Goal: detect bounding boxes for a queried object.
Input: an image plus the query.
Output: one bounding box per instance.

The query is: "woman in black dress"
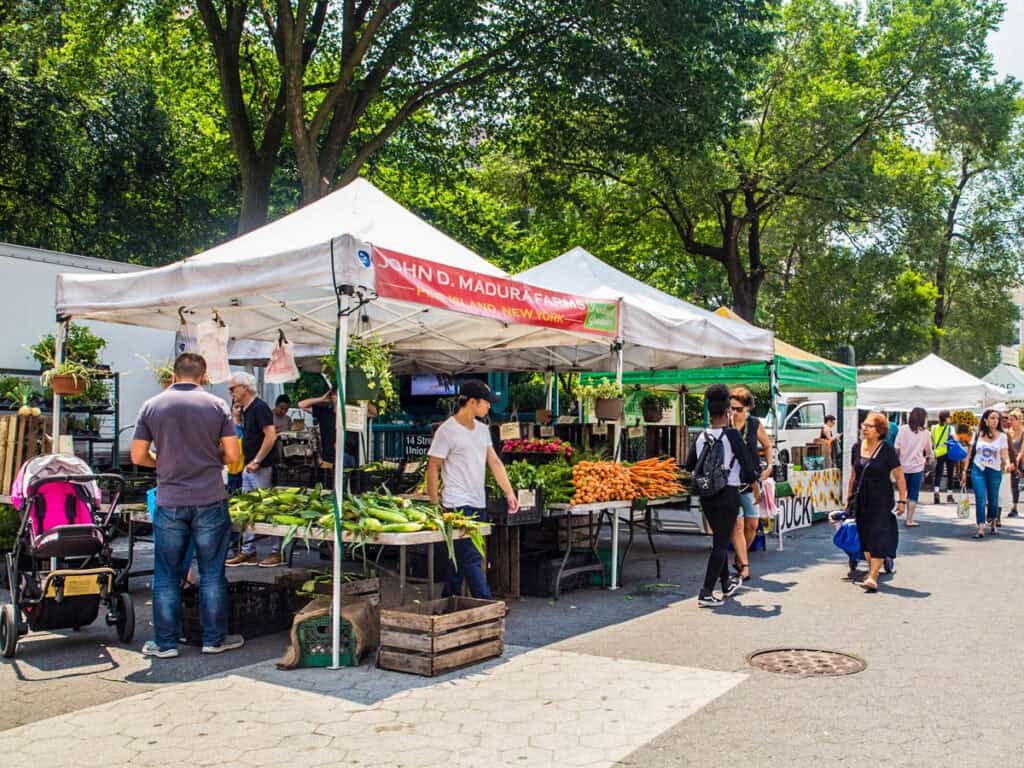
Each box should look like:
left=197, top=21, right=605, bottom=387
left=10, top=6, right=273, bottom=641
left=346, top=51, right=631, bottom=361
left=845, top=411, right=908, bottom=593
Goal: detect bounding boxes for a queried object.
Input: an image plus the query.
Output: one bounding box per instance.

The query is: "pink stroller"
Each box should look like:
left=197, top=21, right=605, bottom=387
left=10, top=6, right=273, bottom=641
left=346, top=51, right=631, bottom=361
left=1, top=455, right=134, bottom=658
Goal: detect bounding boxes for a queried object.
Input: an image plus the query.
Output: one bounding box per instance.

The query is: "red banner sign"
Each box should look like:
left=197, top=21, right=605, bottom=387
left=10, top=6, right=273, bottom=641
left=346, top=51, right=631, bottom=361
left=372, top=246, right=619, bottom=337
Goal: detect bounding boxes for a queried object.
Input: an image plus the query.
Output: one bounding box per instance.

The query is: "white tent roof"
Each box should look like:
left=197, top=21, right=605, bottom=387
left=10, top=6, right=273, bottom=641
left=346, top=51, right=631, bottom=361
left=517, top=247, right=774, bottom=369
left=983, top=363, right=1024, bottom=406
left=55, top=181, right=620, bottom=374
left=858, top=354, right=1006, bottom=410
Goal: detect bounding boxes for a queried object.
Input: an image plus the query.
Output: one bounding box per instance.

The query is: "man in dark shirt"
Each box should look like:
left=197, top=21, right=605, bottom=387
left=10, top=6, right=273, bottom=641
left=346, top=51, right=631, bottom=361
left=299, top=388, right=338, bottom=466
left=131, top=353, right=243, bottom=658
left=226, top=372, right=282, bottom=567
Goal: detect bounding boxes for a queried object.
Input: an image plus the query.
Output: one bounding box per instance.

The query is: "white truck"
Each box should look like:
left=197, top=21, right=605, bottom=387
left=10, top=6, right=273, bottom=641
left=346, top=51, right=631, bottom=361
left=764, top=392, right=857, bottom=491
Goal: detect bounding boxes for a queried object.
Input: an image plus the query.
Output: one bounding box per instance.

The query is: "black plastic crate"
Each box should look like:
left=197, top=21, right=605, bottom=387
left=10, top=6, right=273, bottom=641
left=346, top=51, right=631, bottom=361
left=520, top=550, right=591, bottom=597
left=180, top=581, right=292, bottom=645
left=347, top=468, right=399, bottom=494
left=487, top=488, right=544, bottom=527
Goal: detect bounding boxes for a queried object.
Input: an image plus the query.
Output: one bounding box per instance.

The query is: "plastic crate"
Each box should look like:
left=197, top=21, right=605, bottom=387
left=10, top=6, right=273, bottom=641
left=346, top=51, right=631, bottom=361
left=487, top=488, right=543, bottom=526
left=297, top=614, right=358, bottom=667
left=180, top=581, right=292, bottom=645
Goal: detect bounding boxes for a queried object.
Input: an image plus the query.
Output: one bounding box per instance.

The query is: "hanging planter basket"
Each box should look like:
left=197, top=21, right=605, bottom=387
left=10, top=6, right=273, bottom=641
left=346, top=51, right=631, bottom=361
left=50, top=375, right=89, bottom=396
left=642, top=405, right=666, bottom=423
left=345, top=369, right=377, bottom=403
left=594, top=397, right=625, bottom=421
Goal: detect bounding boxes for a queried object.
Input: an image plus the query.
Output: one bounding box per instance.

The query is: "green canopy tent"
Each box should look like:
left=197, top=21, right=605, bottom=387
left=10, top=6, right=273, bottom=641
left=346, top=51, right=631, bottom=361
left=581, top=308, right=857, bottom=459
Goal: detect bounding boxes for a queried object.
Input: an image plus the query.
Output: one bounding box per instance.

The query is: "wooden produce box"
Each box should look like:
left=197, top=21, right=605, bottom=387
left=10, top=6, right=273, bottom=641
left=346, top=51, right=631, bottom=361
left=379, top=597, right=505, bottom=676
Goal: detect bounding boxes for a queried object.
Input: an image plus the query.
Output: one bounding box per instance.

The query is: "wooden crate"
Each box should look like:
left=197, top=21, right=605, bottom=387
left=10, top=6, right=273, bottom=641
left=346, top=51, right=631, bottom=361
left=0, top=414, right=48, bottom=495
left=378, top=596, right=505, bottom=676
left=487, top=526, right=521, bottom=600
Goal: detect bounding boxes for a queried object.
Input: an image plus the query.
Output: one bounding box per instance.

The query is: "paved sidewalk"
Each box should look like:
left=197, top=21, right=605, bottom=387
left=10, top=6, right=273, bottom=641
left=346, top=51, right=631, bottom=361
left=0, top=645, right=744, bottom=767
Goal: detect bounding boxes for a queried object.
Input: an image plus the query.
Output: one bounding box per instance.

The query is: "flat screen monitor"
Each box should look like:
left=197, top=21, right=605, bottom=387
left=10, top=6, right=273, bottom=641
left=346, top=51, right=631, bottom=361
left=410, top=374, right=457, bottom=397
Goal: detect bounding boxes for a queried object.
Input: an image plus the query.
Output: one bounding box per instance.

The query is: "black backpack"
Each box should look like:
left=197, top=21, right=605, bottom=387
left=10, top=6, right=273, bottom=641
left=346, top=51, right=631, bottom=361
left=693, top=430, right=737, bottom=497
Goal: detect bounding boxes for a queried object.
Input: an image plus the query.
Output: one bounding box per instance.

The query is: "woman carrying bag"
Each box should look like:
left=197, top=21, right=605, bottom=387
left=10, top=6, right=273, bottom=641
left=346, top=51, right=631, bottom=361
left=845, top=412, right=908, bottom=593
left=962, top=409, right=1011, bottom=538
left=894, top=407, right=933, bottom=528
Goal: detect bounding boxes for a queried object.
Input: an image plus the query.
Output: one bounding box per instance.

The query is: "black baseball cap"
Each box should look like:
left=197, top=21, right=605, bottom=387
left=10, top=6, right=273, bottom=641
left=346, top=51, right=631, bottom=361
left=459, top=380, right=500, bottom=404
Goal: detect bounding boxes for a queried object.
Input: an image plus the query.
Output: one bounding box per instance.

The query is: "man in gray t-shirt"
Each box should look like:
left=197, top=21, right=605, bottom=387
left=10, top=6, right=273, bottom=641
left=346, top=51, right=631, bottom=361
left=131, top=353, right=243, bottom=659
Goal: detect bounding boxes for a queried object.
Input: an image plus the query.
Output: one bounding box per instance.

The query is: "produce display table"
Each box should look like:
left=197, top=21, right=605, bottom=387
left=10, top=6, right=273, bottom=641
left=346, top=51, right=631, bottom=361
left=126, top=508, right=489, bottom=603
left=617, top=496, right=690, bottom=581
left=546, top=500, right=632, bottom=597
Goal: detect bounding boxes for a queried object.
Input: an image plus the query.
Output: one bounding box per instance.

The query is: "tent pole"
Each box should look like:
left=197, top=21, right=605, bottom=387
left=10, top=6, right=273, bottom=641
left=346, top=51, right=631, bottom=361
left=614, top=343, right=624, bottom=462
left=544, top=371, right=554, bottom=412
left=52, top=320, right=67, bottom=454
left=330, top=300, right=349, bottom=669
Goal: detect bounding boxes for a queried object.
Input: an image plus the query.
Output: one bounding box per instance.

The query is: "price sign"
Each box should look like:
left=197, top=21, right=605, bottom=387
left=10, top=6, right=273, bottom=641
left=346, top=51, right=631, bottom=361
left=557, top=415, right=576, bottom=425
left=517, top=489, right=537, bottom=510
left=592, top=422, right=608, bottom=436
left=539, top=426, right=555, bottom=437
left=628, top=426, right=644, bottom=439
left=344, top=405, right=366, bottom=433
left=499, top=422, right=521, bottom=441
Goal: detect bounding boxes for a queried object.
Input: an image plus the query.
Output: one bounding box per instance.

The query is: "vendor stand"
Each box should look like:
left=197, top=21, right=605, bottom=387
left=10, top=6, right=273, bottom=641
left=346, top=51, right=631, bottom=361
left=54, top=180, right=626, bottom=668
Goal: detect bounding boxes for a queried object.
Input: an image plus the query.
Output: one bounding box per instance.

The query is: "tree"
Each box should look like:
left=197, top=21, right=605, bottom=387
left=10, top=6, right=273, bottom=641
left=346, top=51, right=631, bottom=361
left=540, top=0, right=1010, bottom=321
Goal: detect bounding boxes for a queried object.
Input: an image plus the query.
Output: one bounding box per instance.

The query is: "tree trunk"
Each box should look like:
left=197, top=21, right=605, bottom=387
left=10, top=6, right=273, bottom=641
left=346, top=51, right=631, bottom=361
left=932, top=155, right=971, bottom=355
left=237, top=161, right=274, bottom=234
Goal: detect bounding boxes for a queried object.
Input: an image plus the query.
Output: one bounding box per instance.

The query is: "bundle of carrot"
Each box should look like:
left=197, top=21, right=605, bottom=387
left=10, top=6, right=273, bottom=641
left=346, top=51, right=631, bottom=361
left=571, top=461, right=639, bottom=505
left=626, top=457, right=686, bottom=499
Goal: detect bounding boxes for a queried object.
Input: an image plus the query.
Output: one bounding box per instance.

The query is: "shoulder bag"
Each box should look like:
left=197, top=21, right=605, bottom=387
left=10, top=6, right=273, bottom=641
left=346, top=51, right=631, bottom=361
left=845, top=442, right=881, bottom=519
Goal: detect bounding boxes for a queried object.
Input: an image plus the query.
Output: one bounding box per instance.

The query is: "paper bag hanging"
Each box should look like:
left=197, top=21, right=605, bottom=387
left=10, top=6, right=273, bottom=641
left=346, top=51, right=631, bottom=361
left=266, top=331, right=300, bottom=384
left=197, top=317, right=231, bottom=384
left=174, top=307, right=195, bottom=357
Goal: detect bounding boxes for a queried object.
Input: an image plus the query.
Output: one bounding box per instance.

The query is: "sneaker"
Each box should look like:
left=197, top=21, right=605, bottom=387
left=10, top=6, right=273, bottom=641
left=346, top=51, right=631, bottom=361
left=1009, top=510, right=1019, bottom=518
left=947, top=494, right=955, bottom=504
left=933, top=492, right=940, bottom=505
left=258, top=553, right=284, bottom=568
left=225, top=552, right=258, bottom=567
left=141, top=641, right=179, bottom=659
left=697, top=592, right=723, bottom=608
left=723, top=576, right=742, bottom=597
left=202, top=634, right=245, bottom=654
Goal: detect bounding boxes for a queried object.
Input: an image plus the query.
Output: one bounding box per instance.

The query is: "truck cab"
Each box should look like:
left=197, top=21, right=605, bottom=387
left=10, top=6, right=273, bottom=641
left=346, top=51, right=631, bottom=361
left=763, top=398, right=831, bottom=466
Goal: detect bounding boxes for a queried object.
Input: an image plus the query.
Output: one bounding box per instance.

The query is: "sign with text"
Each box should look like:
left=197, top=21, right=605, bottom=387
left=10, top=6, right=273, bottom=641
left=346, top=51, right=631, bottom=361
left=344, top=404, right=366, bottom=433
left=627, top=426, right=645, bottom=439
left=499, top=422, right=521, bottom=441
left=591, top=422, right=608, bottom=436
left=776, top=495, right=815, bottom=535
left=539, top=426, right=555, bottom=437
left=373, top=246, right=620, bottom=337
left=402, top=431, right=434, bottom=458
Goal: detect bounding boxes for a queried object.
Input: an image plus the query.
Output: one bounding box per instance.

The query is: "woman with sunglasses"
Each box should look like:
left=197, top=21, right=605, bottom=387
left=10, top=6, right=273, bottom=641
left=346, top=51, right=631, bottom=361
left=962, top=409, right=1011, bottom=537
left=729, top=386, right=773, bottom=579
left=845, top=412, right=907, bottom=593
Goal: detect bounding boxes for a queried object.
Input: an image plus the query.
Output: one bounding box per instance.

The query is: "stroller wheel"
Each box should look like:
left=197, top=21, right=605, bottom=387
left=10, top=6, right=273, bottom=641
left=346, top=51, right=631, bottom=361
left=1, top=604, right=18, bottom=658
left=113, top=592, right=135, bottom=644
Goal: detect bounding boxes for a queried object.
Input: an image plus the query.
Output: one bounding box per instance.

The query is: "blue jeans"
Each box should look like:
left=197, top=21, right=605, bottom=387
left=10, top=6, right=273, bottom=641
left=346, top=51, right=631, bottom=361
left=241, top=467, right=279, bottom=555
left=443, top=506, right=491, bottom=599
left=971, top=465, right=1002, bottom=525
left=153, top=500, right=232, bottom=650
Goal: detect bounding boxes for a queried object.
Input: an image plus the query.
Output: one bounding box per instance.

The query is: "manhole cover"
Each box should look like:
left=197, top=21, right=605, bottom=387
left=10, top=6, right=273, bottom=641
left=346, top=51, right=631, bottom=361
left=747, top=648, right=866, bottom=677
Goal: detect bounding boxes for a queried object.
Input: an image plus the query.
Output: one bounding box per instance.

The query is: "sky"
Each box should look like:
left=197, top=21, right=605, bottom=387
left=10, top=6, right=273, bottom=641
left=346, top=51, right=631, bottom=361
left=989, top=1, right=1024, bottom=81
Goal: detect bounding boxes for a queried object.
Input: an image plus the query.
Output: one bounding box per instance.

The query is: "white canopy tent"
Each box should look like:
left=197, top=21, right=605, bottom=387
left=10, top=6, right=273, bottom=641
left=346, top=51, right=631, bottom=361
left=858, top=354, right=1006, bottom=411
left=517, top=247, right=775, bottom=370
left=56, top=180, right=624, bottom=376
left=983, top=363, right=1024, bottom=407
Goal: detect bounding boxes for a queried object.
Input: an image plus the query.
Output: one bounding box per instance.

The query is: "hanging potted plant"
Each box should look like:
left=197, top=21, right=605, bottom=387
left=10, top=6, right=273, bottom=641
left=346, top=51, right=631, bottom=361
left=41, top=361, right=99, bottom=396
left=573, top=379, right=625, bottom=421
left=321, top=336, right=397, bottom=415
left=641, top=392, right=672, bottom=423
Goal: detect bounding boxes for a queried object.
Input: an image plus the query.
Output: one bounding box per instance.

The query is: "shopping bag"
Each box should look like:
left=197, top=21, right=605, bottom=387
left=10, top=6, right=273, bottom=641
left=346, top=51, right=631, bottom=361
left=832, top=519, right=861, bottom=556
left=945, top=437, right=968, bottom=463
left=956, top=492, right=971, bottom=519
left=266, top=336, right=299, bottom=384
left=197, top=319, right=231, bottom=384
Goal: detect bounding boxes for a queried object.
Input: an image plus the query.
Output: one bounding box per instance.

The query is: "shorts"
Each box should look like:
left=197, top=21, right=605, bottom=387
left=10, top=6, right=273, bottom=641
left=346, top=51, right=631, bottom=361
left=904, top=471, right=923, bottom=503
left=739, top=490, right=759, bottom=519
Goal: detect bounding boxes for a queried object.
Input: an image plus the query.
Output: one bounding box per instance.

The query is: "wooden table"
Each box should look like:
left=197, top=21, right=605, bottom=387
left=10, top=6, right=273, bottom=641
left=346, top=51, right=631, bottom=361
left=546, top=500, right=632, bottom=597
left=126, top=508, right=489, bottom=603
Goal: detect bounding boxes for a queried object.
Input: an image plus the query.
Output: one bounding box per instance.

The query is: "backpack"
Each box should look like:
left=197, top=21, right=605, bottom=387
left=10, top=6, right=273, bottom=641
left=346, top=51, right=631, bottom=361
left=693, top=430, right=737, bottom=497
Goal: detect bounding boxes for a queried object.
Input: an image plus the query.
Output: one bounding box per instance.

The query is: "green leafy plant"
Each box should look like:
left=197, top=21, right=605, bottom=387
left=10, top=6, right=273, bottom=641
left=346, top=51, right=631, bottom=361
left=41, top=360, right=99, bottom=388
left=31, top=324, right=107, bottom=368
left=137, top=354, right=174, bottom=385
left=322, top=336, right=398, bottom=415
left=5, top=381, right=41, bottom=416
left=640, top=393, right=672, bottom=411
left=0, top=504, right=18, bottom=552
left=572, top=379, right=623, bottom=407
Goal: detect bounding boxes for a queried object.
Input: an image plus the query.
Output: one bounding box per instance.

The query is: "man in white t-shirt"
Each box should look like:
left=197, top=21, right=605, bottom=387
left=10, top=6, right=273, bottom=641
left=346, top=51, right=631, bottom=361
left=427, top=380, right=519, bottom=598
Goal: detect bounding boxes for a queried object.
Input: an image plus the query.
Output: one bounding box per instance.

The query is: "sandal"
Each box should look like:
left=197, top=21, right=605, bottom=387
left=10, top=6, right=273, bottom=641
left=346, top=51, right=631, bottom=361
left=904, top=522, right=920, bottom=527
left=733, top=560, right=751, bottom=579
left=859, top=579, right=878, bottom=593
left=973, top=532, right=985, bottom=539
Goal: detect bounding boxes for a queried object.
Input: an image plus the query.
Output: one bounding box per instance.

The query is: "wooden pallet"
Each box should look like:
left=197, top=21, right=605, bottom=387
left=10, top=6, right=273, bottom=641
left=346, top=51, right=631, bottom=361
left=378, top=596, right=505, bottom=676
left=0, top=414, right=48, bottom=495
